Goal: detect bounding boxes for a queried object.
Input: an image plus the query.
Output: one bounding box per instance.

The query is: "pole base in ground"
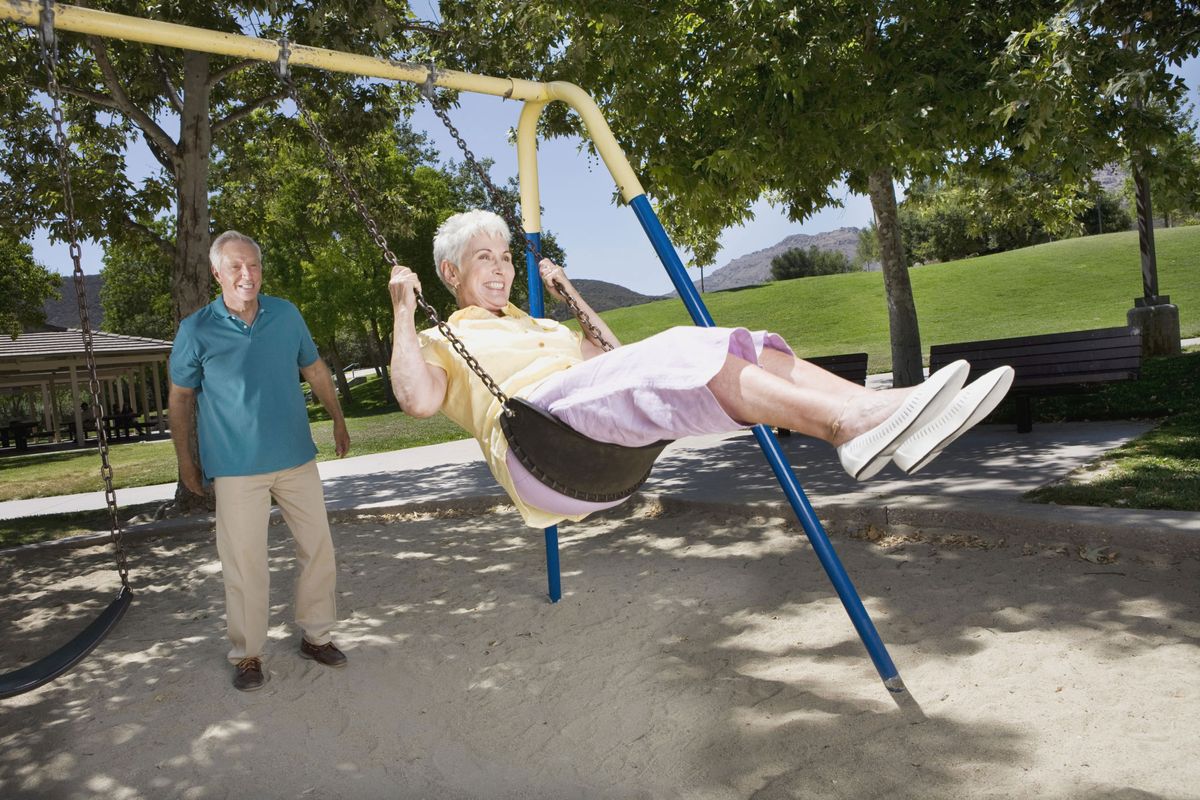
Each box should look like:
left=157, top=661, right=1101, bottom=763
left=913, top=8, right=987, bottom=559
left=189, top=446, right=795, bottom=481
left=1128, top=297, right=1181, bottom=358
left=883, top=676, right=907, bottom=694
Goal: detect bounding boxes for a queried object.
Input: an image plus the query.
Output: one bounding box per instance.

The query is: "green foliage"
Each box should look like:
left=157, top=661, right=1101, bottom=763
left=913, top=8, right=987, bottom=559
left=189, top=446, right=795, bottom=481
left=992, top=1, right=1200, bottom=184
left=437, top=1, right=1059, bottom=264
left=0, top=0, right=432, bottom=322
left=897, top=170, right=1134, bottom=264
left=855, top=223, right=881, bottom=268
left=99, top=228, right=173, bottom=339
left=0, top=234, right=59, bottom=338
left=769, top=246, right=854, bottom=281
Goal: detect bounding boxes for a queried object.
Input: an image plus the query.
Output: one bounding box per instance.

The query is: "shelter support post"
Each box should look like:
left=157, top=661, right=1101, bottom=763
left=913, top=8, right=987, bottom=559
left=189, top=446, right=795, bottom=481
left=69, top=363, right=83, bottom=443
left=151, top=362, right=165, bottom=432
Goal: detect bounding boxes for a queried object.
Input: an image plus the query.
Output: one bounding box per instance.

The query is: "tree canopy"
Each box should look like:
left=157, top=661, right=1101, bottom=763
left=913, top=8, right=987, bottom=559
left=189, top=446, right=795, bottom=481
left=435, top=0, right=1076, bottom=384
left=770, top=246, right=855, bottom=281
left=0, top=0, right=428, bottom=324
left=0, top=234, right=59, bottom=338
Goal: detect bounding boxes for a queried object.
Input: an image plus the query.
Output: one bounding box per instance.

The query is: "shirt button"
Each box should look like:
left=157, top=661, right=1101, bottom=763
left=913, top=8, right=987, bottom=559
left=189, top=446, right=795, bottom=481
left=538, top=342, right=545, bottom=348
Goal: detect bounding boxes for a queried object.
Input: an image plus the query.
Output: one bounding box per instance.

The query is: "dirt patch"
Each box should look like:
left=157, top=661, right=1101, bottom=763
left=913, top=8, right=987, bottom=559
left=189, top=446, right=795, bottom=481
left=2, top=499, right=1197, bottom=798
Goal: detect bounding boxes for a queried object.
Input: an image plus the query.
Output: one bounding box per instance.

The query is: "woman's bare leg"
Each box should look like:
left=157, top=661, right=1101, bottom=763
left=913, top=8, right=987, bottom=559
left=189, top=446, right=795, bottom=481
left=707, top=352, right=909, bottom=445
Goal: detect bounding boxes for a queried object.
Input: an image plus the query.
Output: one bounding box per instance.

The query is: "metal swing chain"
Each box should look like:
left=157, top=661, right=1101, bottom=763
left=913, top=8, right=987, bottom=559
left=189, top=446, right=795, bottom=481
left=273, top=40, right=513, bottom=409
left=36, top=1, right=130, bottom=588
left=420, top=84, right=615, bottom=352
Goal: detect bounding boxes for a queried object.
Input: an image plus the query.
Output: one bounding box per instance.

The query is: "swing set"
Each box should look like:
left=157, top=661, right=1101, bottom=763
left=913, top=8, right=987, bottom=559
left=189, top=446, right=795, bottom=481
left=1, top=0, right=907, bottom=696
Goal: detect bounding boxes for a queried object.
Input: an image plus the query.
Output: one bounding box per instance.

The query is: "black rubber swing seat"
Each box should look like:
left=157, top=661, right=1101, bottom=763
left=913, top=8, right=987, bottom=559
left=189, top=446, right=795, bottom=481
left=500, top=398, right=671, bottom=503
left=0, top=585, right=133, bottom=700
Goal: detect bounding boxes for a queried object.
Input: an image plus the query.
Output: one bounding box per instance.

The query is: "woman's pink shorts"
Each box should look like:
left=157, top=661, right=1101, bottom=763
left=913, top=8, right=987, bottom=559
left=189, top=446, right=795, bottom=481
left=506, top=326, right=793, bottom=517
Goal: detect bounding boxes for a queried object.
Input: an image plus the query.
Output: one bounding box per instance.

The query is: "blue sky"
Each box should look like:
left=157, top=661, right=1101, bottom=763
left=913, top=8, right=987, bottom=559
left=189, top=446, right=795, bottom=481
left=29, top=45, right=1200, bottom=298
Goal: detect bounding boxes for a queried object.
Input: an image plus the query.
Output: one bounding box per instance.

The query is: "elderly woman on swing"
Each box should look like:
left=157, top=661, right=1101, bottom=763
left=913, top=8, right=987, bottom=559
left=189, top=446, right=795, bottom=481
left=389, top=210, right=1013, bottom=529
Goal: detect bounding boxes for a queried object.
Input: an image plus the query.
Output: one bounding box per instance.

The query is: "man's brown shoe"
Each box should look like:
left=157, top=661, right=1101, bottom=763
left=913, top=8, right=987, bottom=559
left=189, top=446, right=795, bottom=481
left=300, top=639, right=347, bottom=668
left=233, top=656, right=265, bottom=691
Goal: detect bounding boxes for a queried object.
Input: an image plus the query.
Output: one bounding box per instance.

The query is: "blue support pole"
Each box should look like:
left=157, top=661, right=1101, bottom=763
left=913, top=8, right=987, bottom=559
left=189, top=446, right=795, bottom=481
left=524, top=231, right=562, bottom=603
left=628, top=195, right=904, bottom=691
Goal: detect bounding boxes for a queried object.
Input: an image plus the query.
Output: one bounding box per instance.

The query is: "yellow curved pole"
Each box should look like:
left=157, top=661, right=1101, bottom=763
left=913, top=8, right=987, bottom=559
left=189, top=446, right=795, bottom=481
left=516, top=101, right=546, bottom=234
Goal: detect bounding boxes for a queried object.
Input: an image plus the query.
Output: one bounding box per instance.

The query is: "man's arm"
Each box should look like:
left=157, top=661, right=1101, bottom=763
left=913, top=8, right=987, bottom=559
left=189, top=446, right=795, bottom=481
left=300, top=357, right=351, bottom=458
left=167, top=382, right=206, bottom=495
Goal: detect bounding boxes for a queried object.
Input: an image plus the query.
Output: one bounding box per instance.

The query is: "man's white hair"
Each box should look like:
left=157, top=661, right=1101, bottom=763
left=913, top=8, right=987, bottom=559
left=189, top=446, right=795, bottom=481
left=209, top=230, right=262, bottom=270
left=432, top=210, right=512, bottom=292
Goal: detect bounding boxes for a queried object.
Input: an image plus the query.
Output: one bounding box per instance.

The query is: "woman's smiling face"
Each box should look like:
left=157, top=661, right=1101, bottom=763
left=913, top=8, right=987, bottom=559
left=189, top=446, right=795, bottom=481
left=444, top=231, right=514, bottom=314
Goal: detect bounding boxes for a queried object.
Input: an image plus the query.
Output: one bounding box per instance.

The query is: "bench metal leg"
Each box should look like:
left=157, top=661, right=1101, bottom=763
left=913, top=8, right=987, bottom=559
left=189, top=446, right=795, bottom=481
left=1016, top=396, right=1033, bottom=433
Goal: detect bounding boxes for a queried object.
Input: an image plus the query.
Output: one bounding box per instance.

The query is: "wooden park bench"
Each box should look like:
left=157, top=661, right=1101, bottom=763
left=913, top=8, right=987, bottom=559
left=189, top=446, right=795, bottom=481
left=777, top=352, right=869, bottom=437
left=929, top=326, right=1142, bottom=433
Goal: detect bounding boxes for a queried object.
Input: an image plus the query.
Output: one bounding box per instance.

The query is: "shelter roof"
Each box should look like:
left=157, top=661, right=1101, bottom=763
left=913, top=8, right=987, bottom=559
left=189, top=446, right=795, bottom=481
left=0, top=329, right=172, bottom=392
left=0, top=328, right=172, bottom=364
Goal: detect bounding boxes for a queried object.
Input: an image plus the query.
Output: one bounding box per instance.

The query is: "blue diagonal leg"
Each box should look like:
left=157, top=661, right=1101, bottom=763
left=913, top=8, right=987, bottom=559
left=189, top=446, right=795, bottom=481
left=629, top=194, right=905, bottom=692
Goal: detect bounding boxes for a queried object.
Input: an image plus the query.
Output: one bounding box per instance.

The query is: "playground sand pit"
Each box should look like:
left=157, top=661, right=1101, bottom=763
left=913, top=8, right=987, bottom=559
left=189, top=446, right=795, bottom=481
left=1, top=497, right=1197, bottom=799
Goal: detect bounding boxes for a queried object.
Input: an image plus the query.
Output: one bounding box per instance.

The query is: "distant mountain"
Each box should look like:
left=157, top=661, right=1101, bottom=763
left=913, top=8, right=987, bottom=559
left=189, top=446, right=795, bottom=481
left=686, top=227, right=865, bottom=294
left=545, top=278, right=659, bottom=320
left=43, top=274, right=104, bottom=330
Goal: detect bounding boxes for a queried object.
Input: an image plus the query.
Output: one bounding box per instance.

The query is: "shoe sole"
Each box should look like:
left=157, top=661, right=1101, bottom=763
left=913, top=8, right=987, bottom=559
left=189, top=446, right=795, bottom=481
left=839, top=360, right=970, bottom=480
left=895, top=367, right=1015, bottom=474
left=235, top=679, right=265, bottom=692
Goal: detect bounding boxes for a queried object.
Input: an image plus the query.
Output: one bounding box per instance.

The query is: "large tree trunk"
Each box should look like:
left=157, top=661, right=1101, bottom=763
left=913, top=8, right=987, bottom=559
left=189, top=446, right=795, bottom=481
left=867, top=167, right=924, bottom=387
left=167, top=51, right=216, bottom=516
left=171, top=51, right=214, bottom=326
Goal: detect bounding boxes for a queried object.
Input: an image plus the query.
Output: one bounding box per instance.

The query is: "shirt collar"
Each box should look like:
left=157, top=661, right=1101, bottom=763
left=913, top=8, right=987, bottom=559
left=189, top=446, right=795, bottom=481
left=211, top=294, right=269, bottom=320
left=447, top=302, right=527, bottom=323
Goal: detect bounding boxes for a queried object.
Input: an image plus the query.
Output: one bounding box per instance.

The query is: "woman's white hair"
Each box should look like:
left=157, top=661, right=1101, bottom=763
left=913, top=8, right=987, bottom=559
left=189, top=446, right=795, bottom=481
left=209, top=230, right=261, bottom=270
left=432, top=210, right=511, bottom=292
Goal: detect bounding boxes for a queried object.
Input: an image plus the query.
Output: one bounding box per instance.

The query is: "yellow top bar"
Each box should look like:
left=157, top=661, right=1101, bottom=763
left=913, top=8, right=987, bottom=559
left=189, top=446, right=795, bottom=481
left=2, top=0, right=646, bottom=203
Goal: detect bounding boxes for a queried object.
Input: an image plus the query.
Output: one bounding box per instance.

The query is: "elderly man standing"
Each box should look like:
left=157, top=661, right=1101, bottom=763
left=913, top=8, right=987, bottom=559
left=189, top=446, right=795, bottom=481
left=168, top=230, right=351, bottom=692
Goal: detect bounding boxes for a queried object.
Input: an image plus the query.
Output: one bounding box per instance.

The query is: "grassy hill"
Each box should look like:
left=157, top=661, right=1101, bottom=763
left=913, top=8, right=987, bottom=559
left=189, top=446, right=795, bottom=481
left=591, top=227, right=1200, bottom=373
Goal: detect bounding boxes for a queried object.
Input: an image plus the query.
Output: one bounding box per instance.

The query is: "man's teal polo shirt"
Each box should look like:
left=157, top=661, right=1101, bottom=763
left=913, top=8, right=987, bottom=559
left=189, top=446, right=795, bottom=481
left=170, top=294, right=320, bottom=478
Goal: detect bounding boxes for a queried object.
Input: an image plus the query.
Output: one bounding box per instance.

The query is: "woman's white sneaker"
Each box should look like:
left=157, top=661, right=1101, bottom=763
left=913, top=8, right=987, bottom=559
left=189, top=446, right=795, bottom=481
left=837, top=360, right=970, bottom=480
left=893, top=366, right=1016, bottom=474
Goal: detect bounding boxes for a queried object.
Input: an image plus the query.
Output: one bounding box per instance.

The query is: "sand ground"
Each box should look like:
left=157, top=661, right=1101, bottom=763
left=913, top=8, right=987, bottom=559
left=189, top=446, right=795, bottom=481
left=2, top=498, right=1198, bottom=799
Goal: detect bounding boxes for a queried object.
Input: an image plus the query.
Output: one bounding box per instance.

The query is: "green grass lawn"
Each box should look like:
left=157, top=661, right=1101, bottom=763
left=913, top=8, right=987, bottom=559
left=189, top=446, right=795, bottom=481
left=600, top=226, right=1200, bottom=371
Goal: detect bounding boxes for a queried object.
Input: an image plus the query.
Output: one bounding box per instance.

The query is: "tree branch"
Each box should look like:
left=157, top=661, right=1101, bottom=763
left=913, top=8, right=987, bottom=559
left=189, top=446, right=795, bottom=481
left=155, top=51, right=184, bottom=115
left=86, top=36, right=179, bottom=166
left=57, top=84, right=122, bottom=112
left=207, top=58, right=258, bottom=90
left=212, top=90, right=288, bottom=135
left=118, top=215, right=175, bottom=260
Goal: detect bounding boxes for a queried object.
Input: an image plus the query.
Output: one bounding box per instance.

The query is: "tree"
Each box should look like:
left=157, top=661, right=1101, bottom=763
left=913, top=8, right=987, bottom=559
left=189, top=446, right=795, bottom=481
left=770, top=246, right=854, bottom=281
left=100, top=224, right=173, bottom=339
left=0, top=1, right=426, bottom=327
left=0, top=234, right=59, bottom=338
left=436, top=0, right=1070, bottom=385
left=992, top=0, right=1200, bottom=329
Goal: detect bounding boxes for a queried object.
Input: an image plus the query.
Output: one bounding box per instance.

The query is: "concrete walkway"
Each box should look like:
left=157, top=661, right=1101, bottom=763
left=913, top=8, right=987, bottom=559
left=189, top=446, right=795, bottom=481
left=4, top=416, right=1199, bottom=555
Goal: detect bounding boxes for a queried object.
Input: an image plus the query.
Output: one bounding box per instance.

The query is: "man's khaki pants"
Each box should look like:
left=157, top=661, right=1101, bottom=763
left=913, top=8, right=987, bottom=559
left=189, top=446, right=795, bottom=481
left=213, top=459, right=337, bottom=663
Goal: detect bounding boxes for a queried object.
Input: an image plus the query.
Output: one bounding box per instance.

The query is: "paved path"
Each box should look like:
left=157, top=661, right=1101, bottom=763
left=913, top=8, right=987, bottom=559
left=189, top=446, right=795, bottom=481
left=5, top=417, right=1200, bottom=554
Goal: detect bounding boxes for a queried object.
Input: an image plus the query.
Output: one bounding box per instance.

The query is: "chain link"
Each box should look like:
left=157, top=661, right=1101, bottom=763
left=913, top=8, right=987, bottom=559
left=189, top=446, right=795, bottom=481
left=37, top=1, right=129, bottom=587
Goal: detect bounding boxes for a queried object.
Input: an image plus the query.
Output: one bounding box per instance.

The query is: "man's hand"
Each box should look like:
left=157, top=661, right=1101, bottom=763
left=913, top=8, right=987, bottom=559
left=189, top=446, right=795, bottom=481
left=179, top=460, right=207, bottom=496
left=333, top=419, right=350, bottom=458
